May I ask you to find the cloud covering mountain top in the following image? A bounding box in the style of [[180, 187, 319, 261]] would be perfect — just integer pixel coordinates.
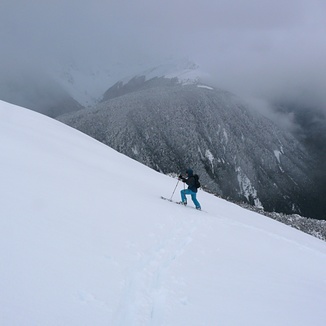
[[1, 0, 326, 110]]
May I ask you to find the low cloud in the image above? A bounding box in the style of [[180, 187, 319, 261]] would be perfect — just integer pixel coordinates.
[[1, 0, 326, 113]]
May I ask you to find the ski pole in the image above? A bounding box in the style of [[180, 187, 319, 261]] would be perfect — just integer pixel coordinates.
[[170, 179, 180, 201]]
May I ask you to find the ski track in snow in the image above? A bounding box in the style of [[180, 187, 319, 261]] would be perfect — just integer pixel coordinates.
[[112, 214, 201, 325]]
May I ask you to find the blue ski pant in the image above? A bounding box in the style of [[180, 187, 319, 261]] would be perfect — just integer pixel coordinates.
[[181, 189, 201, 208]]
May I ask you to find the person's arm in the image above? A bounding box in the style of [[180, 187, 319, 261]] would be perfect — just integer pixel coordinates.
[[178, 174, 187, 182]]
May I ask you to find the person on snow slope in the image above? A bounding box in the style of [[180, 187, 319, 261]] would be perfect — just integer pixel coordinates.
[[178, 169, 201, 210]]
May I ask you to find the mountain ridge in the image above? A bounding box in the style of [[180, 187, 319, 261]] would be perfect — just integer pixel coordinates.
[[58, 77, 321, 219]]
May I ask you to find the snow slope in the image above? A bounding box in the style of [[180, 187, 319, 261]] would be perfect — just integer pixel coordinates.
[[1, 100, 326, 326]]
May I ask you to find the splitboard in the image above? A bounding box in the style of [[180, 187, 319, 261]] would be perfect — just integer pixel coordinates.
[[160, 196, 204, 212]]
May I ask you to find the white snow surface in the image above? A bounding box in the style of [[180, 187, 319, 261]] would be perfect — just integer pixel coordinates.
[[1, 100, 326, 326]]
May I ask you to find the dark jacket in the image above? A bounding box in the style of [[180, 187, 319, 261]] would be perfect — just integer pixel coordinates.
[[180, 169, 197, 193]]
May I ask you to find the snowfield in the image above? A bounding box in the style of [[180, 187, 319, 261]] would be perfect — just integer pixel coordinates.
[[1, 100, 326, 326]]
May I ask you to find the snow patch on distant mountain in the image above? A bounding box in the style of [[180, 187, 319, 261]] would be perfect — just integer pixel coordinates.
[[197, 85, 214, 90], [236, 167, 263, 208], [274, 149, 285, 172], [274, 150, 282, 163]]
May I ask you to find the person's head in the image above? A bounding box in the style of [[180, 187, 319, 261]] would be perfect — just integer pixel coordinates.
[[186, 169, 193, 176]]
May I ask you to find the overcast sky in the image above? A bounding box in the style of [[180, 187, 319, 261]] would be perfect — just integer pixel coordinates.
[[1, 0, 326, 108]]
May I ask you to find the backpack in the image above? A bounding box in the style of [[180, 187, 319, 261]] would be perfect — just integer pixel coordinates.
[[194, 174, 201, 189]]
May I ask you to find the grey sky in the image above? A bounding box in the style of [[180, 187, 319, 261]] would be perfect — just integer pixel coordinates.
[[1, 0, 326, 108]]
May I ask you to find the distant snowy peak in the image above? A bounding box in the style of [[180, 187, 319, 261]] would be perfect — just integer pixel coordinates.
[[50, 58, 209, 106], [132, 60, 209, 85], [101, 59, 212, 102]]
